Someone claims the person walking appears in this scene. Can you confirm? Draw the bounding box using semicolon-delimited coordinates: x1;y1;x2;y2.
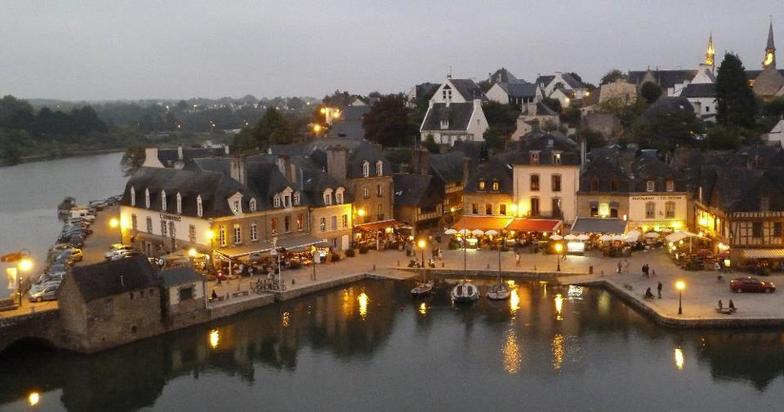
515;252;521;267
617;261;622;274
657;281;663;299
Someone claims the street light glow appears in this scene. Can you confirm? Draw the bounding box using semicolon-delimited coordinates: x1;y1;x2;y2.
675;280;686;291
417;239;426;249
554;243;563;254
209;329;220;349
27;392;40;406
188;248;197;257
205;229;215;240
357;209;366;217
109;217;119;229
18;258;33;272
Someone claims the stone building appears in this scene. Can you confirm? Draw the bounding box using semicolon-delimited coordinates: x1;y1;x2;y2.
160;266;205;323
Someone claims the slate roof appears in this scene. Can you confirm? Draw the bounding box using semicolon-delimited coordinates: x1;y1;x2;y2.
680;83;716;98
746;69;784;80
561;73;585;89
642;96;694;119
346;142;392;179
328;105;370;139
160;267;202;287
535;75;555;87
157;147;227;168
498;81;539;98
448;78;487;101
393;174;436;207
627;70;697;90
450;140;487;169
581;148;684;192
511;132;581;166
489;68;519;84
69;256;159;302
464;156;514;194
521;102;558;116
421;102;475;132
429;151;467;185
752;67;784;97
413;83;440;101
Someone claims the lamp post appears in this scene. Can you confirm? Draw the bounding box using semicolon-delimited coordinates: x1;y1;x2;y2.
554;243;563;272
676;280;685;315
109;217;121;243
417;239;426;268
311;245;317;280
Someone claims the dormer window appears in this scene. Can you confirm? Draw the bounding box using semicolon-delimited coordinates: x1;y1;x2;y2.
530;151;540;164
646;180;655;192
324;188;333;206
376;160;383;176
478;179;486;191
249;198;257;212
196;195;203;217
145;189;150;208
232;200;240;214
130;187;136;206
665;180;674;192
440;119;449;129
362;161;370;178
552;152;562;164
161;190;167;211
273;194;281;208
293;192;301;205
336;188;345;204
176;192;182;214
492;180;499;191
442;84;452;101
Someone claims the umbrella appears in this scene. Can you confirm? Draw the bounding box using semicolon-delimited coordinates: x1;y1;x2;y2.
625;230;641;242
564;234;577;240
444;229;457;235
644;232;660;239
550;234;563;240
471;229;485;236
599;234;612;241
613;234;627;241
458;229;470;236
484;229;499;236
577;234;590;241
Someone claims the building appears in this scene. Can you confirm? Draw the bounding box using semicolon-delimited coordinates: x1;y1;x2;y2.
327;105;371;140
597;79;637;105
142;145;229;169
463;155;515;218
160;266;205;323
535;72;588;107
406;82;440;107
510;102;560;141
752;20;784;99
486;81;541;106
393;173;442;231
429;77;487;104
419;99;489;146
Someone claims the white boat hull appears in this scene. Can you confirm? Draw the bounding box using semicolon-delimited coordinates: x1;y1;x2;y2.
451;282;479;303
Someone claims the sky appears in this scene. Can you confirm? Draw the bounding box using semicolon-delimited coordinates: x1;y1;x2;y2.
1;1;783;101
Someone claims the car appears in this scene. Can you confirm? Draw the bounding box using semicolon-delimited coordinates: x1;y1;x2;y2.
105;245;133;260
730;277;776;293
28;284;59;302
46;263;68;274
31;278;61;292
50;243;74;253
111;250;143;260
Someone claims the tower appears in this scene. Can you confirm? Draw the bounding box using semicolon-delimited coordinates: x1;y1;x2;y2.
705;32;715;67
764;19;776;69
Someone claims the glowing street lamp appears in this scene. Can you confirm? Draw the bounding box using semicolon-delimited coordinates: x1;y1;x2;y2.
675;280;686;315
417;239;427;268
188;248;197;258
27;392;40;407
109;217;119;229
554;243;563;272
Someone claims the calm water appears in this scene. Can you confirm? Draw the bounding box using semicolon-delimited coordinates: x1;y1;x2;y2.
1;279;783;412
0;152;126;291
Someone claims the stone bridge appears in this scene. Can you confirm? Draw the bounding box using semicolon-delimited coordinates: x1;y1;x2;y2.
0;309;64;353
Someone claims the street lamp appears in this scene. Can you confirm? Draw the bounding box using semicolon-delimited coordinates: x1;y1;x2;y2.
554;243;563;272
310;245;317;280
417;239;426;268
675;280;686;315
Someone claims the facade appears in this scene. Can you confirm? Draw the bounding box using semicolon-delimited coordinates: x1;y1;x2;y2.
464;155;515;218
420;100;489;145
486;81;541;106
393;173;443;231
598;79;637;105
510;102;560;141
535;72;588;101
429;77;487;104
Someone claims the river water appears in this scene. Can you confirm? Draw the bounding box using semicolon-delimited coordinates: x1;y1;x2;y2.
1;278;784;411
0;152;126;292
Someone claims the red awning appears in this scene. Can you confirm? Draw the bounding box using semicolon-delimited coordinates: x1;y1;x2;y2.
507;218;561;233
353;219;400;232
451;216;514;231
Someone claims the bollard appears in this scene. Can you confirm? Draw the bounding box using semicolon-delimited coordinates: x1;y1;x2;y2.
486;264;490;270
589;265;593;274
292;279;296;285
397;260;400;267
441;261;445;268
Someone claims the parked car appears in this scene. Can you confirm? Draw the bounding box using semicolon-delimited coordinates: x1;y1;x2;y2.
46;263;68;274
28;284;59;302
105;244;133;260
111;250;143;260
730;277;776;293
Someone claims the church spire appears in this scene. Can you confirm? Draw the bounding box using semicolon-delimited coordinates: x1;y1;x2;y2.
764;18;776;69
705;32;715;67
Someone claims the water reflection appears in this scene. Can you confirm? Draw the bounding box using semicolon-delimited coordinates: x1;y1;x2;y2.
674;347;685;370
208;329;220;350
552;334;565;371
509;289;520;315
281;311;291;328
418;302;427;316
358;292;369;319
502;328;521;374
554;293;564;321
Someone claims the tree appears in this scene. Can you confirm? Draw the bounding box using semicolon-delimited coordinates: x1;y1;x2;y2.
631;108;703;153
600;69;625;85
362;94;416;147
542;97;561;113
716;53;757;129
483;128;505;150
121;146;146;176
640;82;662;104
234;107;295;151
705;125;743;150
423;134;439;153
579;128;607;150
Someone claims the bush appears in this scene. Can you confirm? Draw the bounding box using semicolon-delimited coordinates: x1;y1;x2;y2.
345;249;356;257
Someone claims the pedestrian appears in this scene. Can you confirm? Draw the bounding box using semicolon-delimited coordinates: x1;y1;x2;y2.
211;289;218;301
617;261;622;274
515;253;521;267
729;299;735;310
657;281;662;299
651;268;656;277
718;299;723;309
714;261;721;271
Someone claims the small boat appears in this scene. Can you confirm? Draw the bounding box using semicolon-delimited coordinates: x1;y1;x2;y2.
486;282;511;300
411;280;434;297
451;281;480;303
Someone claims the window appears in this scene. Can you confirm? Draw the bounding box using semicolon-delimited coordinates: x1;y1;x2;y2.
130;187;136;206
336;189;344;204
646;180;655;192
196;195;203;217
362;161;370;177
590;202;599;217
249;198;257;212
293;192;300;205
552;175;561;192
665;201;675;219
131;215;138;231
499;204;507;216
552;152;562;164
645;202;655;219
233;224;241;244
169;221;176;239
320;217;326;232
284;216;291;233
485;203;493;215
178;287;194;301
552;198;562;217
273;194;281;208
219;226;226;246
161;190;167;211
530;198;540;216
161;220;167;237
377;203;384;220
324;189;333;206
146;217;153;234
331;215;337;230
250;222;258;241
189;224;196;242
376;160;383;176
530;151;540;164
665;180;674;192
752;222;763;238
774;222;783;237
492;180;499;191
530;175;540;191
145;189;150;208
342;214;348;228
363;186;369;199
271;218;278;234
472;203;478;214
232;200;240;214
297;214;304;231
176;193;182;214
478;180;486;191
610;179;618;192
377;184;382;197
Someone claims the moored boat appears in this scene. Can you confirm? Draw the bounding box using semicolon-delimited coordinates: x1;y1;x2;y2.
451;281;479;303
486;282;511;300
411;280;434;297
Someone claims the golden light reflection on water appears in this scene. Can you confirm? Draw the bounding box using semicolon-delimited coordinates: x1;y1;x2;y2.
509;289;520;314
27;392;40;406
281;311;291;328
358;292;369;319
342;288;354;317
554;293;564;320
418;302;427;315
674;347;685;370
502;329;521;374
598;291;610;316
209;329;220;349
552;334;565;371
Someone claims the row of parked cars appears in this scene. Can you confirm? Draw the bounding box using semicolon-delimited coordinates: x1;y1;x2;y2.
104;243;143;261
29;243;84;302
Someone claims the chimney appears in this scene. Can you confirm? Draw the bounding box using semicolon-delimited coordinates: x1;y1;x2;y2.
142;147;163;168
177;145;183;160
275;155;293;182
410;148;430;175
230;156;247;186
326;146;348;183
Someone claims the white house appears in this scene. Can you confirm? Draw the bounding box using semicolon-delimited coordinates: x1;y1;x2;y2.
486;81;542;106
763;118;784;147
429;77;487;104
420;99;488;146
536;72;588;101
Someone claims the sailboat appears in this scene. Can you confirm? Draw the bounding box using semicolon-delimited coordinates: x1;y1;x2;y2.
411;267;434;297
451;280;480;303
487;242;511;300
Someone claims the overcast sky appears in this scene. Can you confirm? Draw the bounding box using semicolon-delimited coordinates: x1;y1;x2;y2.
1;1;783;101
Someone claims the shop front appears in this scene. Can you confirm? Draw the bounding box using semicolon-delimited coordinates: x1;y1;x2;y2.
353;219;405;250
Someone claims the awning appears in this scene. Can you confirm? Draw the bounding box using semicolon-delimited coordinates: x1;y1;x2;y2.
215;241;274;258
275;234;329;252
740;249;784;259
665;231;706;243
353;219;400;232
570;217;627;234
451;216;514;231
507;218;561;233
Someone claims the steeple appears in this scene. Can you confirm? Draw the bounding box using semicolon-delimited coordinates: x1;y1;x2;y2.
705;32;715;67
764;18;776;69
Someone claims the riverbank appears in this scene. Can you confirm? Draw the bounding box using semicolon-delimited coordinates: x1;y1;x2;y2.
0;147;125;167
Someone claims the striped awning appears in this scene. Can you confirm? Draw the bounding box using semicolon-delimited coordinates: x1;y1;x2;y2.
741;249;784;259
451;216;514;231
